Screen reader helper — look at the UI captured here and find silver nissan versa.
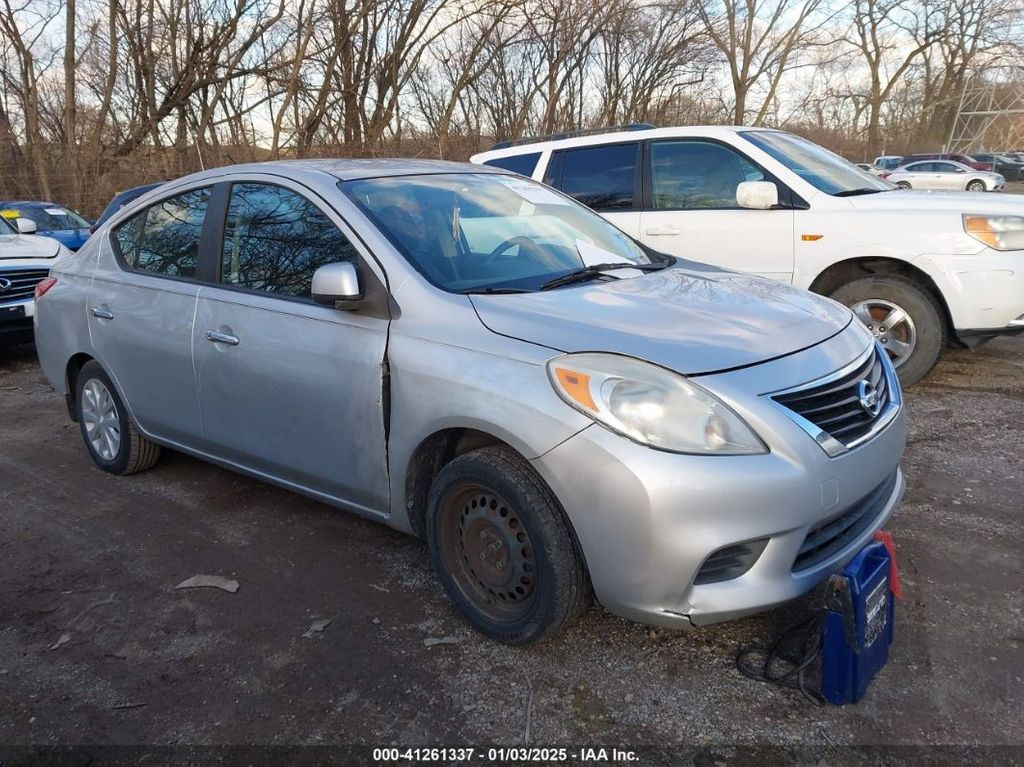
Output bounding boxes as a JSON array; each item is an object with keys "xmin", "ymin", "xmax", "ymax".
[{"xmin": 34, "ymin": 160, "xmax": 906, "ymax": 644}]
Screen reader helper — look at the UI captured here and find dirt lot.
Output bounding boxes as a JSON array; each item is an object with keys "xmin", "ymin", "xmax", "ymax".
[{"xmin": 1, "ymin": 338, "xmax": 1022, "ymax": 755}]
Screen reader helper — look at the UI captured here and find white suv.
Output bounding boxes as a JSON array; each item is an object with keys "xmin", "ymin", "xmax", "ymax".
[
  {"xmin": 472, "ymin": 126, "xmax": 1024, "ymax": 384},
  {"xmin": 0, "ymin": 214, "xmax": 66, "ymax": 348}
]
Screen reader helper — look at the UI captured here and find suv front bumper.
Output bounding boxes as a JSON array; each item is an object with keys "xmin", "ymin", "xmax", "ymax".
[{"xmin": 914, "ymin": 251, "xmax": 1024, "ymax": 336}]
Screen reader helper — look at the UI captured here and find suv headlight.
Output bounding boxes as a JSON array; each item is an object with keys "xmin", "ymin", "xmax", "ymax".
[
  {"xmin": 546, "ymin": 353, "xmax": 766, "ymax": 455},
  {"xmin": 963, "ymin": 214, "xmax": 1024, "ymax": 251}
]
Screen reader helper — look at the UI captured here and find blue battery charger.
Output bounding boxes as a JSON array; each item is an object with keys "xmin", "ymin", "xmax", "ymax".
[{"xmin": 820, "ymin": 540, "xmax": 896, "ymax": 704}]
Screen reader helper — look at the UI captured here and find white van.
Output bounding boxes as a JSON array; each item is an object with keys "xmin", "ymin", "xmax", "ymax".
[{"xmin": 472, "ymin": 126, "xmax": 1024, "ymax": 384}]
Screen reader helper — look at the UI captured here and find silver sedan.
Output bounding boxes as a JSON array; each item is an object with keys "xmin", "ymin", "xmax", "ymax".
[
  {"xmin": 33, "ymin": 160, "xmax": 906, "ymax": 643},
  {"xmin": 886, "ymin": 160, "xmax": 1004, "ymax": 192}
]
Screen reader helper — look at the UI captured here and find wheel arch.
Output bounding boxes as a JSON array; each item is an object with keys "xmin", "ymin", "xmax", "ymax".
[
  {"xmin": 63, "ymin": 352, "xmax": 96, "ymax": 421},
  {"xmin": 808, "ymin": 257, "xmax": 954, "ymax": 339}
]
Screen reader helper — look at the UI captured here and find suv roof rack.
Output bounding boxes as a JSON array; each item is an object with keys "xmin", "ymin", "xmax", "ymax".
[{"xmin": 490, "ymin": 123, "xmax": 656, "ymax": 151}]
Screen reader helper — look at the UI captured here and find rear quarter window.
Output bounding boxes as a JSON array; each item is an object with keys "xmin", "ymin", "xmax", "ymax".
[{"xmin": 482, "ymin": 153, "xmax": 542, "ymax": 177}]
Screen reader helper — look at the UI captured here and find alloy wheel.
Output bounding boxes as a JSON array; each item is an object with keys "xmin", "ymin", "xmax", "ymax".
[
  {"xmin": 851, "ymin": 299, "xmax": 917, "ymax": 369},
  {"xmin": 80, "ymin": 378, "xmax": 121, "ymax": 461}
]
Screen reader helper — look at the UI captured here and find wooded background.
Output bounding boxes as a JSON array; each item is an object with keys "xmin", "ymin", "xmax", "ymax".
[{"xmin": 1, "ymin": 0, "xmax": 1021, "ymax": 216}]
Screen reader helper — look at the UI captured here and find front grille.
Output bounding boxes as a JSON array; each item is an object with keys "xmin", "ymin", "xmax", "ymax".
[
  {"xmin": 792, "ymin": 471, "xmax": 898, "ymax": 572},
  {"xmin": 773, "ymin": 346, "xmax": 890, "ymax": 448},
  {"xmin": 694, "ymin": 538, "xmax": 768, "ymax": 585},
  {"xmin": 0, "ymin": 268, "xmax": 49, "ymax": 305}
]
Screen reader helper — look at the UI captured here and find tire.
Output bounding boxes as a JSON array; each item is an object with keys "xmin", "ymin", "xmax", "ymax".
[
  {"xmin": 966, "ymin": 180, "xmax": 986, "ymax": 192},
  {"xmin": 75, "ymin": 360, "xmax": 161, "ymax": 475},
  {"xmin": 895, "ymin": 181, "xmax": 911, "ymax": 189},
  {"xmin": 830, "ymin": 274, "xmax": 946, "ymax": 387},
  {"xmin": 426, "ymin": 446, "xmax": 591, "ymax": 644}
]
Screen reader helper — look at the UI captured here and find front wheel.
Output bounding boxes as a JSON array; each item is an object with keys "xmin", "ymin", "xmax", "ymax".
[
  {"xmin": 830, "ymin": 274, "xmax": 946, "ymax": 386},
  {"xmin": 966, "ymin": 180, "xmax": 986, "ymax": 192},
  {"xmin": 426, "ymin": 446, "xmax": 591, "ymax": 644},
  {"xmin": 895, "ymin": 181, "xmax": 912, "ymax": 189}
]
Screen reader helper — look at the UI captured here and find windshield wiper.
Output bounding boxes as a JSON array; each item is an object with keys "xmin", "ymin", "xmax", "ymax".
[
  {"xmin": 460, "ymin": 286, "xmax": 530, "ymax": 294},
  {"xmin": 833, "ymin": 188, "xmax": 887, "ymax": 197},
  {"xmin": 540, "ymin": 262, "xmax": 666, "ymax": 291}
]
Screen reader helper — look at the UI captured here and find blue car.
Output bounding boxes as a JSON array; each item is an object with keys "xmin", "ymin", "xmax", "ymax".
[
  {"xmin": 91, "ymin": 182, "xmax": 166, "ymax": 232},
  {"xmin": 0, "ymin": 200, "xmax": 93, "ymax": 251}
]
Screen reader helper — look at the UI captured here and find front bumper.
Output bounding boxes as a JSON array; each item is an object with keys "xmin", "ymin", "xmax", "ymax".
[
  {"xmin": 531, "ymin": 328, "xmax": 906, "ymax": 629},
  {"xmin": 913, "ymin": 251, "xmax": 1024, "ymax": 333},
  {"xmin": 0, "ymin": 297, "xmax": 35, "ymax": 346}
]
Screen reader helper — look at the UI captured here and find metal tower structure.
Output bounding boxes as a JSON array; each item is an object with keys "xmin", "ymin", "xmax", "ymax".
[{"xmin": 946, "ymin": 71, "xmax": 1024, "ymax": 153}]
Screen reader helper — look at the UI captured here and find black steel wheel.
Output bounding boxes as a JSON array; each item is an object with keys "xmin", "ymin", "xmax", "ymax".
[{"xmin": 426, "ymin": 446, "xmax": 591, "ymax": 644}]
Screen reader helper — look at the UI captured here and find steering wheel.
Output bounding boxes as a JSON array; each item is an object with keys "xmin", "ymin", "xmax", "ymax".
[{"xmin": 484, "ymin": 235, "xmax": 547, "ymax": 265}]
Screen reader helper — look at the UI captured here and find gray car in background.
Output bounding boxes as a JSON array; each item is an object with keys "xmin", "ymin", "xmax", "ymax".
[
  {"xmin": 34, "ymin": 160, "xmax": 906, "ymax": 643},
  {"xmin": 886, "ymin": 160, "xmax": 1005, "ymax": 192}
]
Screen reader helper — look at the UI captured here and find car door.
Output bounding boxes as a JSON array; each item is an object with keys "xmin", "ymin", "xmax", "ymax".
[
  {"xmin": 88, "ymin": 186, "xmax": 212, "ymax": 444},
  {"xmin": 542, "ymin": 142, "xmax": 642, "ymax": 239},
  {"xmin": 191, "ymin": 179, "xmax": 391, "ymax": 514},
  {"xmin": 637, "ymin": 139, "xmax": 795, "ymax": 282}
]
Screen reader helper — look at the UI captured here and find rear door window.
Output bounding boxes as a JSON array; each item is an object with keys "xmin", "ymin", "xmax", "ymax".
[
  {"xmin": 546, "ymin": 143, "xmax": 639, "ymax": 211},
  {"xmin": 112, "ymin": 187, "xmax": 211, "ymax": 279}
]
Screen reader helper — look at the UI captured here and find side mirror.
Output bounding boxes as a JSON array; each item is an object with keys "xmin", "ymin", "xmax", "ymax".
[
  {"xmin": 312, "ymin": 261, "xmax": 363, "ymax": 309},
  {"xmin": 16, "ymin": 217, "xmax": 37, "ymax": 234},
  {"xmin": 736, "ymin": 181, "xmax": 779, "ymax": 210}
]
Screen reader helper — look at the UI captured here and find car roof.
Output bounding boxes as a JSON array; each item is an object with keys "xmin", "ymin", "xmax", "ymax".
[
  {"xmin": 0, "ymin": 200, "xmax": 62, "ymax": 207},
  {"xmin": 166, "ymin": 158, "xmax": 503, "ymax": 188},
  {"xmin": 471, "ymin": 125, "xmax": 780, "ymax": 161}
]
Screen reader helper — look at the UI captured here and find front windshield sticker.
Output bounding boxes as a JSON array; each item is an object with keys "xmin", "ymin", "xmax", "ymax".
[
  {"xmin": 0, "ymin": 210, "xmax": 18, "ymax": 219},
  {"xmin": 575, "ymin": 239, "xmax": 634, "ymax": 268},
  {"xmin": 45, "ymin": 208, "xmax": 68, "ymax": 216},
  {"xmin": 497, "ymin": 175, "xmax": 570, "ymax": 206}
]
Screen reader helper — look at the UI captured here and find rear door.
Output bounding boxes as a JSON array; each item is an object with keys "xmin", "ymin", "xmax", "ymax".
[
  {"xmin": 543, "ymin": 142, "xmax": 642, "ymax": 239},
  {"xmin": 638, "ymin": 139, "xmax": 795, "ymax": 282},
  {"xmin": 88, "ymin": 187, "xmax": 212, "ymax": 444},
  {"xmin": 191, "ymin": 178, "xmax": 391, "ymax": 514}
]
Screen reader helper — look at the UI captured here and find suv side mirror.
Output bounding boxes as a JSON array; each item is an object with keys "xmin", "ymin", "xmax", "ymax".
[
  {"xmin": 312, "ymin": 261, "xmax": 363, "ymax": 309},
  {"xmin": 15, "ymin": 217, "xmax": 37, "ymax": 234},
  {"xmin": 736, "ymin": 181, "xmax": 779, "ymax": 210}
]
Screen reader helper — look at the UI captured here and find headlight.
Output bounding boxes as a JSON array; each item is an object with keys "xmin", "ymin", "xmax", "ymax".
[
  {"xmin": 963, "ymin": 214, "xmax": 1024, "ymax": 251},
  {"xmin": 546, "ymin": 353, "xmax": 766, "ymax": 455}
]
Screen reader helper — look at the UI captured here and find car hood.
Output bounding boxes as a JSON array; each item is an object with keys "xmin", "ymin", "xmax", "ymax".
[
  {"xmin": 847, "ymin": 190, "xmax": 1023, "ymax": 212},
  {"xmin": 470, "ymin": 262, "xmax": 852, "ymax": 376},
  {"xmin": 0, "ymin": 233, "xmax": 61, "ymax": 259}
]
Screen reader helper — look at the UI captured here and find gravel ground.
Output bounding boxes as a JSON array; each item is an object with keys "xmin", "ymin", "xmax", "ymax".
[{"xmin": 0, "ymin": 338, "xmax": 1021, "ymax": 756}]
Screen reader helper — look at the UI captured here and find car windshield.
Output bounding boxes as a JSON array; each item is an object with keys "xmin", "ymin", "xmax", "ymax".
[
  {"xmin": 0, "ymin": 215, "xmax": 14, "ymax": 234},
  {"xmin": 1, "ymin": 205, "xmax": 90, "ymax": 231},
  {"xmin": 341, "ymin": 173, "xmax": 658, "ymax": 293},
  {"xmin": 741, "ymin": 131, "xmax": 892, "ymax": 195}
]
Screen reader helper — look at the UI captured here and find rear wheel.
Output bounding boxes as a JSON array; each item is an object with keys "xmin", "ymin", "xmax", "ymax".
[
  {"xmin": 830, "ymin": 274, "xmax": 945, "ymax": 386},
  {"xmin": 895, "ymin": 181, "xmax": 912, "ymax": 189},
  {"xmin": 426, "ymin": 446, "xmax": 591, "ymax": 644},
  {"xmin": 966, "ymin": 179, "xmax": 986, "ymax": 192},
  {"xmin": 76, "ymin": 360, "xmax": 161, "ymax": 475}
]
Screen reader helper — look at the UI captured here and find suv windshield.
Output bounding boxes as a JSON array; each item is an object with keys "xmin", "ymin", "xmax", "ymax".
[
  {"xmin": 342, "ymin": 173, "xmax": 659, "ymax": 293},
  {"xmin": 741, "ymin": 131, "xmax": 892, "ymax": 196}
]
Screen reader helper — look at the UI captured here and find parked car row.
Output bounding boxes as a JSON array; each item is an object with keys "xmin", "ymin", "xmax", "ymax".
[
  {"xmin": 10, "ymin": 127, "xmax": 1024, "ymax": 644},
  {"xmin": 859, "ymin": 151, "xmax": 1024, "ymax": 187}
]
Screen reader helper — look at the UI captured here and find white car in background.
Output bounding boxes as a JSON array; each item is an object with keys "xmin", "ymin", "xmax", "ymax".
[
  {"xmin": 0, "ymin": 214, "xmax": 66, "ymax": 349},
  {"xmin": 472, "ymin": 125, "xmax": 1024, "ymax": 384},
  {"xmin": 885, "ymin": 160, "xmax": 1005, "ymax": 192}
]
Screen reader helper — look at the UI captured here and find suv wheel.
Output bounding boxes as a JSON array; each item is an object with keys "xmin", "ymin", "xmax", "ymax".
[
  {"xmin": 426, "ymin": 446, "xmax": 591, "ymax": 644},
  {"xmin": 76, "ymin": 360, "xmax": 161, "ymax": 475},
  {"xmin": 830, "ymin": 274, "xmax": 945, "ymax": 386},
  {"xmin": 966, "ymin": 179, "xmax": 986, "ymax": 192}
]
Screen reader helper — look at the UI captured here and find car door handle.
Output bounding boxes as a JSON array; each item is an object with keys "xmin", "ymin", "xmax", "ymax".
[
  {"xmin": 204, "ymin": 329, "xmax": 240, "ymax": 346},
  {"xmin": 644, "ymin": 226, "xmax": 681, "ymax": 236},
  {"xmin": 90, "ymin": 307, "xmax": 114, "ymax": 320}
]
